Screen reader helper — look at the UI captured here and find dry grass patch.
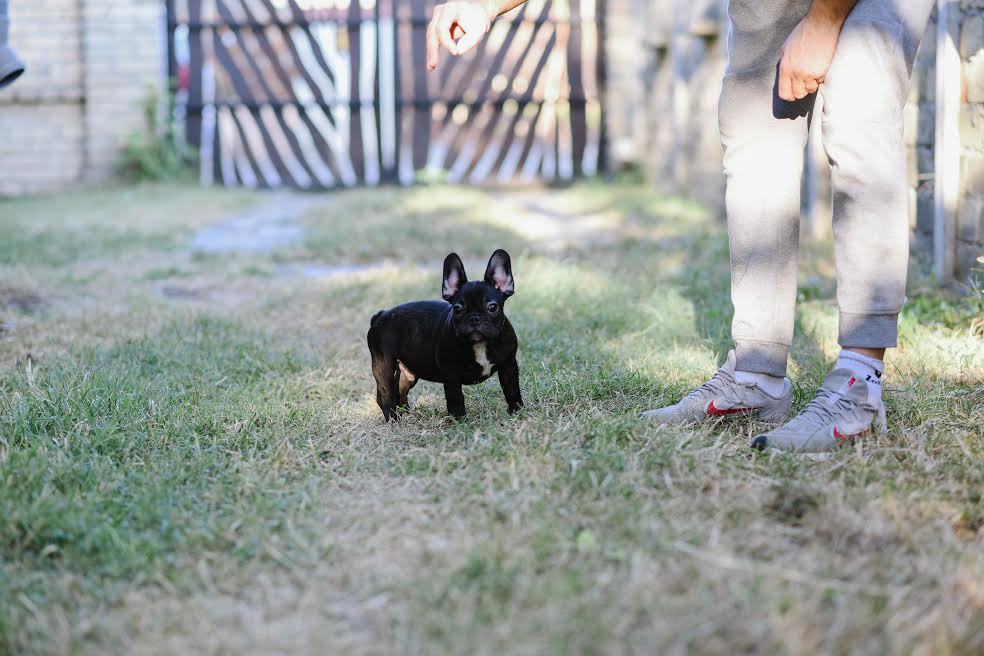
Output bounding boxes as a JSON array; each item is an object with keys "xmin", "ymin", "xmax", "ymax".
[{"xmin": 1, "ymin": 182, "xmax": 981, "ymax": 655}]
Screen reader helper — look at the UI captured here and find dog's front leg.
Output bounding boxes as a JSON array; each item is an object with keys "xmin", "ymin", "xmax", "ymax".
[
  {"xmin": 443, "ymin": 381, "xmax": 466, "ymax": 419},
  {"xmin": 498, "ymin": 359, "xmax": 524, "ymax": 414}
]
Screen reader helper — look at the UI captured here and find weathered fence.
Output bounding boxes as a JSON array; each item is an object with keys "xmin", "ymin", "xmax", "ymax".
[{"xmin": 168, "ymin": 0, "xmax": 604, "ymax": 189}]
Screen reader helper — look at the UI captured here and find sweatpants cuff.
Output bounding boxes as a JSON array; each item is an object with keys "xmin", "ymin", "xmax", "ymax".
[
  {"xmin": 839, "ymin": 312, "xmax": 899, "ymax": 349},
  {"xmin": 734, "ymin": 340, "xmax": 789, "ymax": 377}
]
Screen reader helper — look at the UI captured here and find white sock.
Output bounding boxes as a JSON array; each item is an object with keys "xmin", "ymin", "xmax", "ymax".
[
  {"xmin": 735, "ymin": 370, "xmax": 787, "ymax": 397},
  {"xmin": 836, "ymin": 351, "xmax": 884, "ymax": 406}
]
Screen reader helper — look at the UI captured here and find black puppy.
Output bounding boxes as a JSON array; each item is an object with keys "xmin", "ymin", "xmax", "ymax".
[{"xmin": 367, "ymin": 249, "xmax": 523, "ymax": 420}]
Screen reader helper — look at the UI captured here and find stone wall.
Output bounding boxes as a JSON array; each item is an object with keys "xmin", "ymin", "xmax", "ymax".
[
  {"xmin": 907, "ymin": 2, "xmax": 984, "ymax": 282},
  {"xmin": 0, "ymin": 0, "xmax": 165, "ymax": 195},
  {"xmin": 605, "ymin": 0, "xmax": 727, "ymax": 207},
  {"xmin": 908, "ymin": 8, "xmax": 937, "ymax": 261},
  {"xmin": 956, "ymin": 0, "xmax": 984, "ymax": 279},
  {"xmin": 603, "ymin": 0, "xmax": 648, "ymax": 171},
  {"xmin": 605, "ymin": 0, "xmax": 984, "ymax": 282}
]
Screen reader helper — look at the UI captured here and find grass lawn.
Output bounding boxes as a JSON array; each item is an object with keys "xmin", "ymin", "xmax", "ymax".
[{"xmin": 0, "ymin": 182, "xmax": 982, "ymax": 655}]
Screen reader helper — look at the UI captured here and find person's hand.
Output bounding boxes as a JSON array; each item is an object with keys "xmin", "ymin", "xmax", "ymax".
[
  {"xmin": 778, "ymin": 12, "xmax": 844, "ymax": 101},
  {"xmin": 426, "ymin": 1, "xmax": 494, "ymax": 70}
]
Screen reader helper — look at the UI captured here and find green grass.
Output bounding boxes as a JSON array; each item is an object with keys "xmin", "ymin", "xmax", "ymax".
[
  {"xmin": 0, "ymin": 184, "xmax": 257, "ymax": 267},
  {"xmin": 0, "ymin": 182, "xmax": 981, "ymax": 655}
]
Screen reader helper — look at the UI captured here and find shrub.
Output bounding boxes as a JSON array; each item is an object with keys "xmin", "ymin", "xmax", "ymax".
[{"xmin": 118, "ymin": 90, "xmax": 197, "ymax": 182}]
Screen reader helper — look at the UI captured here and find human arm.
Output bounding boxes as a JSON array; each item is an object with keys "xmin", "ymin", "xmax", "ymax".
[{"xmin": 778, "ymin": 0, "xmax": 859, "ymax": 101}]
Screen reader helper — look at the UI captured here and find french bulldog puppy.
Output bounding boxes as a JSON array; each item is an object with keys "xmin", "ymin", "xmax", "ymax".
[{"xmin": 367, "ymin": 249, "xmax": 523, "ymax": 420}]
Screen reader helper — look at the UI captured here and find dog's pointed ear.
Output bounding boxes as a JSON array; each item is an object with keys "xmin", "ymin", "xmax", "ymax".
[
  {"xmin": 484, "ymin": 249, "xmax": 514, "ymax": 297},
  {"xmin": 442, "ymin": 252, "xmax": 467, "ymax": 301}
]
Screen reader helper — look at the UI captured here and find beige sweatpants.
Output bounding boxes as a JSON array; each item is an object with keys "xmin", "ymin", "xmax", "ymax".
[{"xmin": 721, "ymin": 0, "xmax": 935, "ymax": 376}]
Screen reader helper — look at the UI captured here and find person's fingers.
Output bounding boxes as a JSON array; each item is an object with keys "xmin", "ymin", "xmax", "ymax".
[
  {"xmin": 778, "ymin": 61, "xmax": 794, "ymax": 102},
  {"xmin": 436, "ymin": 11, "xmax": 458, "ymax": 56},
  {"xmin": 804, "ymin": 78, "xmax": 820, "ymax": 95},
  {"xmin": 426, "ymin": 9, "xmax": 441, "ymax": 70},
  {"xmin": 791, "ymin": 76, "xmax": 809, "ymax": 100},
  {"xmin": 451, "ymin": 22, "xmax": 465, "ymax": 43},
  {"xmin": 453, "ymin": 25, "xmax": 484, "ymax": 55},
  {"xmin": 427, "ymin": 3, "xmax": 491, "ymax": 66}
]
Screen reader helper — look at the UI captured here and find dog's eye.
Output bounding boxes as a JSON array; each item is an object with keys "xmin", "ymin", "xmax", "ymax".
[
  {"xmin": 487, "ymin": 302, "xmax": 499, "ymax": 313},
  {"xmin": 453, "ymin": 304, "xmax": 464, "ymax": 315}
]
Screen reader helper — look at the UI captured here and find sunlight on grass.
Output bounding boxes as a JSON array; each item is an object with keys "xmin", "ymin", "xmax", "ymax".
[{"xmin": 0, "ymin": 183, "xmax": 981, "ymax": 655}]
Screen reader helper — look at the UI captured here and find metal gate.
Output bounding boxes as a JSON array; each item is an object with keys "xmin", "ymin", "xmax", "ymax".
[{"xmin": 167, "ymin": 0, "xmax": 604, "ymax": 189}]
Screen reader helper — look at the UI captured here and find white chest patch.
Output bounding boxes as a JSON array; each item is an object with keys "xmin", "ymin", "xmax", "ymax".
[{"xmin": 473, "ymin": 342, "xmax": 493, "ymax": 377}]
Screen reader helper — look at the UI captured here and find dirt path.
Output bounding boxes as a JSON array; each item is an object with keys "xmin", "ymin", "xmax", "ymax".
[{"xmin": 191, "ymin": 193, "xmax": 325, "ymax": 254}]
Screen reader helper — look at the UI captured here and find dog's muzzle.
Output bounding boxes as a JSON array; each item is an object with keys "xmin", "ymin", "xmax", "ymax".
[{"xmin": 458, "ymin": 319, "xmax": 499, "ymax": 343}]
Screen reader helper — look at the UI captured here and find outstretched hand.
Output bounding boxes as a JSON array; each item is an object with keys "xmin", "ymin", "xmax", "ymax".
[
  {"xmin": 778, "ymin": 12, "xmax": 844, "ymax": 101},
  {"xmin": 426, "ymin": 1, "xmax": 494, "ymax": 71}
]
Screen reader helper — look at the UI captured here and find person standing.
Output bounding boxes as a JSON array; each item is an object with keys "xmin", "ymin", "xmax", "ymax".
[{"xmin": 426, "ymin": 0, "xmax": 935, "ymax": 453}]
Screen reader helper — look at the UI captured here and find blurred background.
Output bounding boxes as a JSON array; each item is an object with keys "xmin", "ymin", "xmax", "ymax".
[
  {"xmin": 0, "ymin": 0, "xmax": 981, "ymax": 282},
  {"xmin": 1, "ymin": 6, "xmax": 983, "ymax": 651}
]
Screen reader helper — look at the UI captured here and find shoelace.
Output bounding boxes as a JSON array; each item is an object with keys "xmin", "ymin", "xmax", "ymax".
[
  {"xmin": 794, "ymin": 387, "xmax": 859, "ymax": 425},
  {"xmin": 684, "ymin": 368, "xmax": 743, "ymax": 405}
]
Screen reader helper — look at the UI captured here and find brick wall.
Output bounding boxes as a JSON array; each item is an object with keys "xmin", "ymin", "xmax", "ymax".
[
  {"xmin": 607, "ymin": 0, "xmax": 984, "ymax": 282},
  {"xmin": 0, "ymin": 0, "xmax": 164, "ymax": 195}
]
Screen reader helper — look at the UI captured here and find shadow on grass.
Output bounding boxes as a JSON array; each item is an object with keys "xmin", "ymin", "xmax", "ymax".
[{"xmin": 0, "ymin": 316, "xmax": 316, "ymax": 584}]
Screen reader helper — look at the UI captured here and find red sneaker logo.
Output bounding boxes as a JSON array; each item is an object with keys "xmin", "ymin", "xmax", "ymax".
[
  {"xmin": 707, "ymin": 401, "xmax": 754, "ymax": 416},
  {"xmin": 834, "ymin": 427, "xmax": 870, "ymax": 440}
]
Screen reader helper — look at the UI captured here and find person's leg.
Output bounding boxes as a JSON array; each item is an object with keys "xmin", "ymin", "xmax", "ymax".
[
  {"xmin": 752, "ymin": 0, "xmax": 935, "ymax": 452},
  {"xmin": 643, "ymin": 0, "xmax": 811, "ymax": 424},
  {"xmin": 822, "ymin": 0, "xmax": 934, "ymax": 361},
  {"xmin": 720, "ymin": 0, "xmax": 814, "ymax": 380}
]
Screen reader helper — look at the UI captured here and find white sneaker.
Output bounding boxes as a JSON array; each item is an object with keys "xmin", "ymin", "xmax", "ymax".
[
  {"xmin": 641, "ymin": 351, "xmax": 793, "ymax": 425},
  {"xmin": 751, "ymin": 368, "xmax": 887, "ymax": 453}
]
